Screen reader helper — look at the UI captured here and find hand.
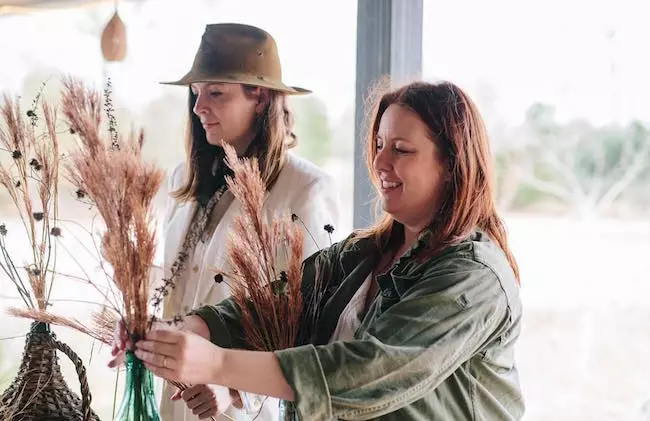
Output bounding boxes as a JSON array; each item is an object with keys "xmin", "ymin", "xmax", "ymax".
[
  {"xmin": 134, "ymin": 328, "xmax": 223, "ymax": 385},
  {"xmin": 171, "ymin": 384, "xmax": 233, "ymax": 419},
  {"xmin": 107, "ymin": 318, "xmax": 169, "ymax": 369},
  {"xmin": 107, "ymin": 318, "xmax": 131, "ymax": 369}
]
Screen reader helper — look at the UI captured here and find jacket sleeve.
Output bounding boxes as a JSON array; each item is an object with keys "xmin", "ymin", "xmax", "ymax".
[{"xmin": 274, "ymin": 259, "xmax": 512, "ymax": 421}]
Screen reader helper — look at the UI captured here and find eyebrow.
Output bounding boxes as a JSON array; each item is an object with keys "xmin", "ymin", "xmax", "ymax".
[
  {"xmin": 376, "ymin": 135, "xmax": 412, "ymax": 143},
  {"xmin": 191, "ymin": 82, "xmax": 225, "ymax": 90}
]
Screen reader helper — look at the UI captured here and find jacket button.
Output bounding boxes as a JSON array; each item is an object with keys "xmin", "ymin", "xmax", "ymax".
[
  {"xmin": 382, "ymin": 289, "xmax": 396, "ymax": 298},
  {"xmin": 192, "ymin": 265, "xmax": 199, "ymax": 273}
]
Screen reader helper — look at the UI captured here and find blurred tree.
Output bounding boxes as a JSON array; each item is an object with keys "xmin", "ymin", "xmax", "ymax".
[
  {"xmin": 511, "ymin": 103, "xmax": 650, "ymax": 217},
  {"xmin": 331, "ymin": 106, "xmax": 355, "ymax": 160},
  {"xmin": 290, "ymin": 96, "xmax": 333, "ymax": 165}
]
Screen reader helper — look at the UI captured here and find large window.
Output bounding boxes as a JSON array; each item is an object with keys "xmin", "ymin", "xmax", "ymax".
[{"xmin": 423, "ymin": 1, "xmax": 650, "ymax": 419}]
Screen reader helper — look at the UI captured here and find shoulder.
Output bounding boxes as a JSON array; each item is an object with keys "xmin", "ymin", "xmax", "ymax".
[
  {"xmin": 275, "ymin": 152, "xmax": 335, "ymax": 192},
  {"xmin": 167, "ymin": 162, "xmax": 186, "ymax": 191},
  {"xmin": 416, "ymin": 231, "xmax": 520, "ymax": 315}
]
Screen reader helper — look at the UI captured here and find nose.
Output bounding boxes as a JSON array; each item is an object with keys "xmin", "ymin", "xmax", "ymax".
[
  {"xmin": 373, "ymin": 143, "xmax": 392, "ymax": 175},
  {"xmin": 192, "ymin": 91, "xmax": 207, "ymax": 117}
]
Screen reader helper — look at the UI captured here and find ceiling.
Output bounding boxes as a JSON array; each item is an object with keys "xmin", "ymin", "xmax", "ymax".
[{"xmin": 0, "ymin": 1, "xmax": 136, "ymax": 15}]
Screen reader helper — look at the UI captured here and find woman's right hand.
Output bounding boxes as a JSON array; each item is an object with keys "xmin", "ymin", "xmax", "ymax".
[{"xmin": 107, "ymin": 315, "xmax": 209, "ymax": 369}]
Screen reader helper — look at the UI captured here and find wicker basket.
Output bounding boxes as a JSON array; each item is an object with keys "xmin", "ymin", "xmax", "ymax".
[{"xmin": 0, "ymin": 322, "xmax": 101, "ymax": 421}]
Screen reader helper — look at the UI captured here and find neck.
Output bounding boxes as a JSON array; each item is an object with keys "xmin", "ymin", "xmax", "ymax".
[{"xmin": 401, "ymin": 225, "xmax": 421, "ymax": 253}]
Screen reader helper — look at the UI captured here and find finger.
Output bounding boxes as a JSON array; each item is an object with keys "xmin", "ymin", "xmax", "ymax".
[
  {"xmin": 198, "ymin": 405, "xmax": 219, "ymax": 419},
  {"xmin": 192, "ymin": 400, "xmax": 217, "ymax": 417},
  {"xmin": 171, "ymin": 389, "xmax": 182, "ymax": 401},
  {"xmin": 198, "ymin": 408, "xmax": 218, "ymax": 420},
  {"xmin": 185, "ymin": 389, "xmax": 211, "ymax": 410},
  {"xmin": 154, "ymin": 320, "xmax": 174, "ymax": 331},
  {"xmin": 143, "ymin": 361, "xmax": 177, "ymax": 382},
  {"xmin": 145, "ymin": 328, "xmax": 182, "ymax": 344},
  {"xmin": 136, "ymin": 339, "xmax": 177, "ymax": 358},
  {"xmin": 135, "ymin": 349, "xmax": 174, "ymax": 370},
  {"xmin": 107, "ymin": 352, "xmax": 125, "ymax": 368},
  {"xmin": 181, "ymin": 384, "xmax": 207, "ymax": 402}
]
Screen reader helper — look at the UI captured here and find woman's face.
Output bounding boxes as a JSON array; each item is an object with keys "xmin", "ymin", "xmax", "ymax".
[
  {"xmin": 191, "ymin": 82, "xmax": 267, "ymax": 153},
  {"xmin": 373, "ymin": 104, "xmax": 449, "ymax": 233}
]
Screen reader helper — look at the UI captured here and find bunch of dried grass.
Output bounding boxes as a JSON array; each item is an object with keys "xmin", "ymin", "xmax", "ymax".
[
  {"xmin": 9, "ymin": 77, "xmax": 163, "ymax": 340},
  {"xmin": 219, "ymin": 144, "xmax": 304, "ymax": 351},
  {"xmin": 60, "ymin": 77, "xmax": 163, "ymax": 341},
  {"xmin": 0, "ymin": 87, "xmax": 61, "ymax": 311}
]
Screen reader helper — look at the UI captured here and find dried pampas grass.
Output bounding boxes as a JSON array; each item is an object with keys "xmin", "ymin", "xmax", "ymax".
[{"xmin": 220, "ymin": 143, "xmax": 304, "ymax": 351}]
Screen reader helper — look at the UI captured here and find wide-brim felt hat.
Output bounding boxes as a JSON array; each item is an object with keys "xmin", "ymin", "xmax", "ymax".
[{"xmin": 161, "ymin": 23, "xmax": 310, "ymax": 95}]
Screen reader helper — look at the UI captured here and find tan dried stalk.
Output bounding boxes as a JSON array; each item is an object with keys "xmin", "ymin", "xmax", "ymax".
[
  {"xmin": 0, "ymin": 91, "xmax": 61, "ymax": 311},
  {"xmin": 60, "ymin": 77, "xmax": 164, "ymax": 341},
  {"xmin": 7, "ymin": 307, "xmax": 114, "ymax": 345},
  {"xmin": 221, "ymin": 144, "xmax": 304, "ymax": 351}
]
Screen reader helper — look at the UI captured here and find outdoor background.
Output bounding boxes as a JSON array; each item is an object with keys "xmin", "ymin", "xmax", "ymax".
[{"xmin": 1, "ymin": 0, "xmax": 649, "ymax": 420}]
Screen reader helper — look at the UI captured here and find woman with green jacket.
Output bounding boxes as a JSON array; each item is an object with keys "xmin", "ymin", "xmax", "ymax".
[{"xmin": 112, "ymin": 80, "xmax": 524, "ymax": 421}]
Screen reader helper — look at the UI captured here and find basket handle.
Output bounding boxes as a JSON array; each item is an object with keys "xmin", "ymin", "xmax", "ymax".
[{"xmin": 51, "ymin": 338, "xmax": 93, "ymax": 421}]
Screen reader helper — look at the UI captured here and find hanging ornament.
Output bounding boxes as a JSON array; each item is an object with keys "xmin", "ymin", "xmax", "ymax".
[{"xmin": 101, "ymin": 2, "xmax": 127, "ymax": 62}]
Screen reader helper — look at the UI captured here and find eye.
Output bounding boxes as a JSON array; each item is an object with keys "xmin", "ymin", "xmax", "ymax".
[
  {"xmin": 393, "ymin": 142, "xmax": 413, "ymax": 154},
  {"xmin": 376, "ymin": 139, "xmax": 384, "ymax": 151},
  {"xmin": 209, "ymin": 91, "xmax": 222, "ymax": 98}
]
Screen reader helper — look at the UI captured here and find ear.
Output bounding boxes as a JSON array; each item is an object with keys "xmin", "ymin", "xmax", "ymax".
[{"xmin": 255, "ymin": 88, "xmax": 270, "ymax": 114}]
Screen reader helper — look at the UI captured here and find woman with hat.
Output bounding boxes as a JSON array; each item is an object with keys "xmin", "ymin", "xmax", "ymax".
[
  {"xmin": 154, "ymin": 22, "xmax": 341, "ymax": 420},
  {"xmin": 113, "ymin": 80, "xmax": 524, "ymax": 420}
]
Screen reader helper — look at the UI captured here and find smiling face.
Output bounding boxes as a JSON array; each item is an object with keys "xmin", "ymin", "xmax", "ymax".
[
  {"xmin": 372, "ymin": 104, "xmax": 449, "ymax": 232},
  {"xmin": 190, "ymin": 82, "xmax": 268, "ymax": 154}
]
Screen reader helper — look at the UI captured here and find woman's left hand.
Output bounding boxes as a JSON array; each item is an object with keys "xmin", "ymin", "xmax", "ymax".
[{"xmin": 135, "ymin": 328, "xmax": 223, "ymax": 385}]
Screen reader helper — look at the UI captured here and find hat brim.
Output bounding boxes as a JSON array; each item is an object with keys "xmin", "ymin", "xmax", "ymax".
[{"xmin": 160, "ymin": 71, "xmax": 311, "ymax": 95}]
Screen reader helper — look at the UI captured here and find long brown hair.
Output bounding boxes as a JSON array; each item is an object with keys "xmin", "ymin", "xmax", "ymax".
[
  {"xmin": 172, "ymin": 85, "xmax": 297, "ymax": 201},
  {"xmin": 357, "ymin": 81, "xmax": 520, "ymax": 282}
]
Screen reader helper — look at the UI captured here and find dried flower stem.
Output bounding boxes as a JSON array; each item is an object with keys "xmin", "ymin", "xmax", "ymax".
[
  {"xmin": 0, "ymin": 90, "xmax": 61, "ymax": 311},
  {"xmin": 60, "ymin": 76, "xmax": 163, "ymax": 341},
  {"xmin": 221, "ymin": 143, "xmax": 305, "ymax": 352}
]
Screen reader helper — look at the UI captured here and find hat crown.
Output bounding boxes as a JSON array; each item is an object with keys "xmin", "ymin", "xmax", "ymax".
[
  {"xmin": 192, "ymin": 23, "xmax": 282, "ymax": 82},
  {"xmin": 160, "ymin": 23, "xmax": 309, "ymax": 95}
]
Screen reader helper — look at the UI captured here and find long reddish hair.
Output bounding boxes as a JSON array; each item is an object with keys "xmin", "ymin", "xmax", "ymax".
[{"xmin": 356, "ymin": 81, "xmax": 520, "ymax": 282}]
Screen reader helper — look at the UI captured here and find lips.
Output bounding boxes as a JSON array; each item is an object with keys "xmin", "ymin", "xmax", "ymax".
[
  {"xmin": 381, "ymin": 180, "xmax": 401, "ymax": 189},
  {"xmin": 380, "ymin": 179, "xmax": 402, "ymax": 194},
  {"xmin": 202, "ymin": 122, "xmax": 218, "ymax": 130}
]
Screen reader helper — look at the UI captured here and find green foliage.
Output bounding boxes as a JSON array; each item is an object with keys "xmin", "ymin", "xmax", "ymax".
[
  {"xmin": 290, "ymin": 96, "xmax": 333, "ymax": 165},
  {"xmin": 495, "ymin": 101, "xmax": 650, "ymax": 215}
]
